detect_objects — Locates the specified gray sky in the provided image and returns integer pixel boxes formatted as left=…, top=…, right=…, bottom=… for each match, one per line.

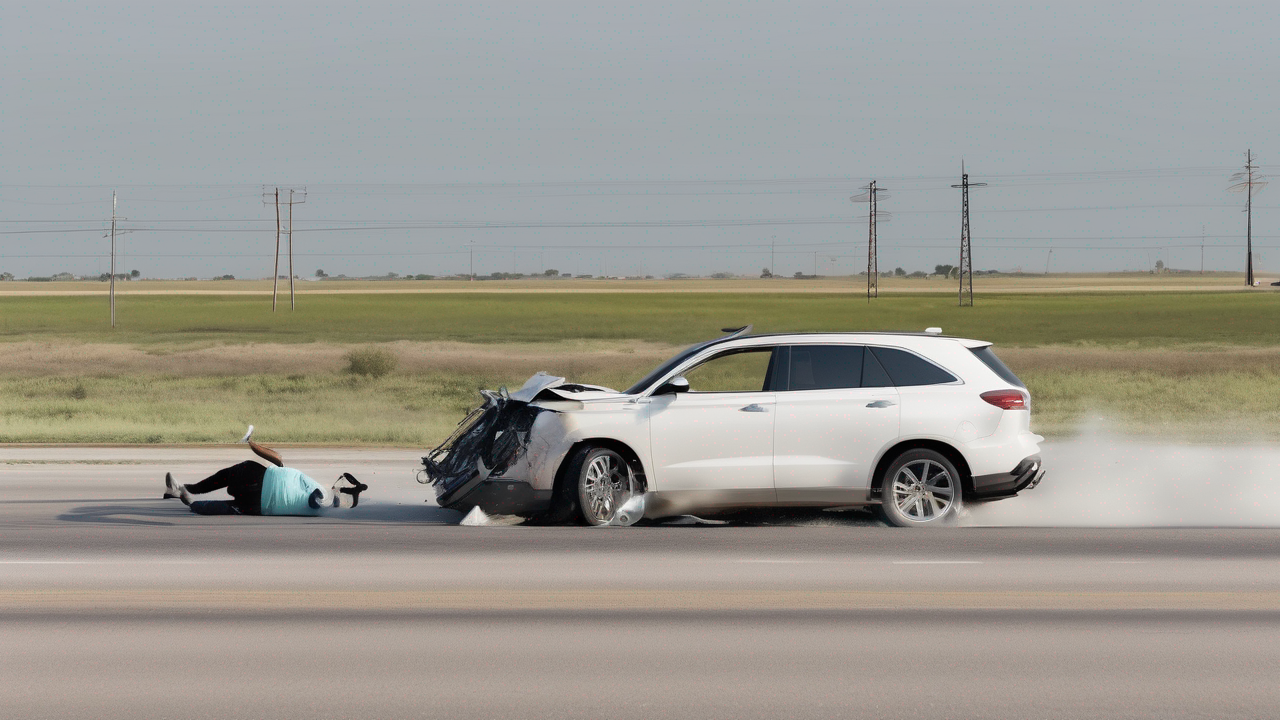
left=2, top=1, right=1277, bottom=278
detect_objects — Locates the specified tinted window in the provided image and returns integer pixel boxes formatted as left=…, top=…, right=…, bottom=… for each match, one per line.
left=869, top=347, right=958, bottom=386
left=682, top=348, right=776, bottom=393
left=970, top=346, right=1025, bottom=388
left=789, top=345, right=864, bottom=391
left=860, top=347, right=893, bottom=387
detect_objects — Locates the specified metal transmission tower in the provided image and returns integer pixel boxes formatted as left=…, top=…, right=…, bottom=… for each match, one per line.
left=262, top=187, right=306, bottom=310
left=951, top=162, right=986, bottom=306
left=850, top=182, right=890, bottom=300
left=1228, top=150, right=1267, bottom=287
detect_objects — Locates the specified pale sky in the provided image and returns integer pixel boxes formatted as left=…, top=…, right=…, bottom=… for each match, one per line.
left=2, top=1, right=1277, bottom=278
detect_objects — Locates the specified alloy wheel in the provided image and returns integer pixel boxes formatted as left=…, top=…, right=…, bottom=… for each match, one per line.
left=890, top=459, right=955, bottom=522
left=579, top=451, right=630, bottom=525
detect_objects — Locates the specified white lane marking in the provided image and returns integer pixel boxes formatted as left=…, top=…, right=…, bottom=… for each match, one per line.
left=738, top=559, right=835, bottom=564
left=892, top=560, right=983, bottom=565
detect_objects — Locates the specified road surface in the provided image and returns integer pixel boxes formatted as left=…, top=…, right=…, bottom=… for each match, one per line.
left=2, top=446, right=1279, bottom=719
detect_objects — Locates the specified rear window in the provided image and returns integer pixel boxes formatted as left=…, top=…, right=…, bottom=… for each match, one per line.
left=970, top=346, right=1025, bottom=388
left=789, top=345, right=863, bottom=390
left=869, top=347, right=958, bottom=386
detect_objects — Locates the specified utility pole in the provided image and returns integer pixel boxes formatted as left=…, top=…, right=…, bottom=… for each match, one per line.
left=1201, top=225, right=1205, bottom=275
left=263, top=187, right=305, bottom=310
left=951, top=161, right=987, bottom=307
left=1045, top=248, right=1053, bottom=275
left=265, top=188, right=281, bottom=311
left=469, top=241, right=475, bottom=281
left=1229, top=150, right=1267, bottom=286
left=109, top=192, right=117, bottom=328
left=771, top=235, right=776, bottom=278
left=851, top=182, right=888, bottom=300
left=287, top=189, right=300, bottom=310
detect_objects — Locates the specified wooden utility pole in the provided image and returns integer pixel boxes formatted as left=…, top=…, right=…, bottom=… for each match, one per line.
left=271, top=188, right=281, bottom=311
left=263, top=186, right=305, bottom=310
left=288, top=189, right=296, bottom=310
left=110, top=192, right=117, bottom=328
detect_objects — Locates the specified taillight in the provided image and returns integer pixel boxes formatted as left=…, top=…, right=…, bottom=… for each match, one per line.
left=981, top=389, right=1028, bottom=410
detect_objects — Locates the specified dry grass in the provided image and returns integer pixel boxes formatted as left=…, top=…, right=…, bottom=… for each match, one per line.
left=2, top=340, right=1279, bottom=444
left=0, top=340, right=673, bottom=378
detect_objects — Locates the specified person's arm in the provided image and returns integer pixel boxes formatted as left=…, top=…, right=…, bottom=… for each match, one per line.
left=307, top=486, right=334, bottom=510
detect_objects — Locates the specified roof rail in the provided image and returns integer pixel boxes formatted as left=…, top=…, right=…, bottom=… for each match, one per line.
left=719, top=325, right=753, bottom=338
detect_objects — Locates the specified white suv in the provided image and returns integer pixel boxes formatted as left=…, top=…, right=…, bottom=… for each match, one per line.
left=422, top=326, right=1045, bottom=527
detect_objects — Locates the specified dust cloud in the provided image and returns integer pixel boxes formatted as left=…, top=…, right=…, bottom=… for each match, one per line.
left=962, top=428, right=1280, bottom=527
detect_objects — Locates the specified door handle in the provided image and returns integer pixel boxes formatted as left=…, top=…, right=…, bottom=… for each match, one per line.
left=739, top=403, right=769, bottom=413
left=865, top=400, right=896, bottom=408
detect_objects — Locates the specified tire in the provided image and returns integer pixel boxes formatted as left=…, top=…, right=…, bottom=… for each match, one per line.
left=550, top=445, right=633, bottom=526
left=878, top=448, right=961, bottom=527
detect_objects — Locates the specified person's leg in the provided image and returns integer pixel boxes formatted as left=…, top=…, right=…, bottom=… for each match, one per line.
left=226, top=475, right=264, bottom=515
left=188, top=500, right=241, bottom=515
left=185, top=461, right=267, bottom=495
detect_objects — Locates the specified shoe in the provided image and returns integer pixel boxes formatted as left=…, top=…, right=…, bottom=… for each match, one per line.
left=164, top=473, right=193, bottom=505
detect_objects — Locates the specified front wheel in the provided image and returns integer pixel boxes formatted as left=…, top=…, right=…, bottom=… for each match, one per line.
left=878, top=449, right=961, bottom=527
left=550, top=445, right=635, bottom=526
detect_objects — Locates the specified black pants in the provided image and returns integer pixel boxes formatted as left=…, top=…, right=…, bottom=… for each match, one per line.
left=186, top=460, right=266, bottom=515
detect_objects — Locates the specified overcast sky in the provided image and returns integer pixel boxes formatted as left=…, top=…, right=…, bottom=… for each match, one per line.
left=2, top=1, right=1277, bottom=278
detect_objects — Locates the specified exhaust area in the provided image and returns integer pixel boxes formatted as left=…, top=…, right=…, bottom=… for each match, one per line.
left=963, top=431, right=1280, bottom=527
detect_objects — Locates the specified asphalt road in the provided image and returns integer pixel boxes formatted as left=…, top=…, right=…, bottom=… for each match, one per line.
left=3, top=446, right=1280, bottom=719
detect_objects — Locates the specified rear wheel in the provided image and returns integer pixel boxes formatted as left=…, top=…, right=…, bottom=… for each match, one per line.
left=878, top=449, right=960, bottom=527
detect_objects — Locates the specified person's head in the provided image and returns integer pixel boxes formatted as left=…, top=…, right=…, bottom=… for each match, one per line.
left=331, top=473, right=368, bottom=508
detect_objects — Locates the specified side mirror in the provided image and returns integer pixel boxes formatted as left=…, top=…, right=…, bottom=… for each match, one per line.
left=653, top=375, right=690, bottom=396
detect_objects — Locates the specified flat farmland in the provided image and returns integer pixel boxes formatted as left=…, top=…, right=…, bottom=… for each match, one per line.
left=1, top=284, right=1277, bottom=445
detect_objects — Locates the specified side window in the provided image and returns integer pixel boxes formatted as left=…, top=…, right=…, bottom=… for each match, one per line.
left=788, top=345, right=864, bottom=391
left=861, top=347, right=893, bottom=388
left=681, top=348, right=777, bottom=393
left=869, top=347, right=958, bottom=387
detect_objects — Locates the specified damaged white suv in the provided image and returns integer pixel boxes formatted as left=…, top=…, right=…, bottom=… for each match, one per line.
left=421, top=326, right=1045, bottom=527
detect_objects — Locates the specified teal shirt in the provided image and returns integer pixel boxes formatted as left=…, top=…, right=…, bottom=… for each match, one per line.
left=260, top=467, right=324, bottom=516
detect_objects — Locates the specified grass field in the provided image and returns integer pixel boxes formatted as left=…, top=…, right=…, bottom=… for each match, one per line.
left=4, top=290, right=1280, bottom=347
left=1, top=285, right=1277, bottom=445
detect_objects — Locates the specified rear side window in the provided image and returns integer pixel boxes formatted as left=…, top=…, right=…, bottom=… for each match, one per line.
left=970, top=346, right=1025, bottom=388
left=861, top=347, right=893, bottom=387
left=869, top=347, right=958, bottom=386
left=789, top=345, right=863, bottom=390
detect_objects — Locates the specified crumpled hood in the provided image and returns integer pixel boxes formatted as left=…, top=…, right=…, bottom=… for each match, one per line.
left=508, top=372, right=628, bottom=403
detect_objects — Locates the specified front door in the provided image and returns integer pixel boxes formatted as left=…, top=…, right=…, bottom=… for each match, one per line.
left=647, top=347, right=780, bottom=503
left=773, top=345, right=900, bottom=503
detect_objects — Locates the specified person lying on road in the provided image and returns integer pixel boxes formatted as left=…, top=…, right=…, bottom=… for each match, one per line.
left=162, top=429, right=368, bottom=516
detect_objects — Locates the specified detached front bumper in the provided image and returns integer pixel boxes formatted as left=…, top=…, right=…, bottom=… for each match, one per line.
left=438, top=477, right=553, bottom=516
left=969, top=454, right=1045, bottom=501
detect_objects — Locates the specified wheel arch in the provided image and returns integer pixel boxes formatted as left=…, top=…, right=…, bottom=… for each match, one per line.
left=870, top=438, right=973, bottom=499
left=551, top=437, right=649, bottom=497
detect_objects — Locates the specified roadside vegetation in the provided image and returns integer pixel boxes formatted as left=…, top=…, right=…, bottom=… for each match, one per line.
left=1, top=289, right=1277, bottom=444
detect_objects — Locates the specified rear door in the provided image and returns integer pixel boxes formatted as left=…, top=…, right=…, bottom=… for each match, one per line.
left=773, top=344, right=900, bottom=503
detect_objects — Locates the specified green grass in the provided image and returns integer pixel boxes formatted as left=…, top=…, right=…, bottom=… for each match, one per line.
left=3, top=291, right=1279, bottom=347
